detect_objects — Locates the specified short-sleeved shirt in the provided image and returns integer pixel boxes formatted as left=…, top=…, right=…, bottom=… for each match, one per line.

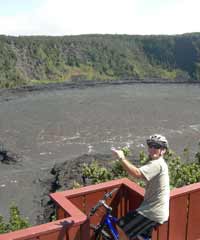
left=137, top=157, right=170, bottom=224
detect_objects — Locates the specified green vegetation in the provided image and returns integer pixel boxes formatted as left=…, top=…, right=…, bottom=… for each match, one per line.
left=81, top=147, right=129, bottom=185
left=0, top=33, right=200, bottom=88
left=80, top=145, right=200, bottom=189
left=0, top=204, right=29, bottom=233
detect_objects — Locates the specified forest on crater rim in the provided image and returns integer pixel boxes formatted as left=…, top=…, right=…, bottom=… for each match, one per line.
left=0, top=33, right=200, bottom=88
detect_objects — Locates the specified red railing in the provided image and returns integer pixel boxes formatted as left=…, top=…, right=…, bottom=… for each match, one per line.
left=168, top=182, right=200, bottom=240
left=0, top=178, right=200, bottom=240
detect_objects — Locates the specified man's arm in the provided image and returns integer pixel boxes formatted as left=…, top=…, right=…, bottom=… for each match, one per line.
left=111, top=149, right=144, bottom=179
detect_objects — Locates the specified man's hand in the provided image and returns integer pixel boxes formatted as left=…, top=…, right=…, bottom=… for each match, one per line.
left=111, top=148, right=125, bottom=161
left=111, top=147, right=144, bottom=179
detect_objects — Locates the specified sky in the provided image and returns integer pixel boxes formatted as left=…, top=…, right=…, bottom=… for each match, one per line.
left=0, top=0, right=199, bottom=36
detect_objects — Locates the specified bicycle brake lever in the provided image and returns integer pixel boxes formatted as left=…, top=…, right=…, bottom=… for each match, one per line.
left=104, top=188, right=118, bottom=200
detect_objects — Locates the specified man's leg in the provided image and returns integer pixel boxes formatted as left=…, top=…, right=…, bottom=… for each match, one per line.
left=117, top=211, right=157, bottom=239
left=116, top=224, right=129, bottom=240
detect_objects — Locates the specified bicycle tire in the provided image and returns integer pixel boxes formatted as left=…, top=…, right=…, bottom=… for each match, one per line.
left=96, top=229, right=113, bottom=240
left=91, top=224, right=113, bottom=240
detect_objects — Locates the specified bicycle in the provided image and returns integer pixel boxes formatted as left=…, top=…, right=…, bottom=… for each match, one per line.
left=89, top=188, right=151, bottom=240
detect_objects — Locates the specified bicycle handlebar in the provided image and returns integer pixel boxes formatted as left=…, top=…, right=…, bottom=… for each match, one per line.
left=89, top=188, right=118, bottom=216
left=103, top=187, right=118, bottom=200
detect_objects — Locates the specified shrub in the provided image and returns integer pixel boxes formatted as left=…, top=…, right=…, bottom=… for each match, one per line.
left=81, top=146, right=200, bottom=189
left=0, top=204, right=29, bottom=233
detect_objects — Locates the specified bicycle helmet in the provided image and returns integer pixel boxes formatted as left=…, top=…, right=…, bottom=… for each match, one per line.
left=146, top=134, right=169, bottom=149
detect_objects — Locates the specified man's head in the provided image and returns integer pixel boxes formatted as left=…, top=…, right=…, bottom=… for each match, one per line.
left=146, top=134, right=169, bottom=160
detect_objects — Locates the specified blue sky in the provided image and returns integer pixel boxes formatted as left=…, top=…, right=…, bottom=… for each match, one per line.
left=0, top=0, right=42, bottom=15
left=0, top=0, right=199, bottom=36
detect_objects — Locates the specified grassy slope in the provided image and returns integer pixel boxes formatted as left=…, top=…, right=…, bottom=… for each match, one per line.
left=0, top=33, right=200, bottom=88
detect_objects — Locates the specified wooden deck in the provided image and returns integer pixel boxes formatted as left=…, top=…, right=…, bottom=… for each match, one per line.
left=0, top=178, right=200, bottom=240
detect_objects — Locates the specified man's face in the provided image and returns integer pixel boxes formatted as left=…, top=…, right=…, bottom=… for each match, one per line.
left=147, top=144, right=166, bottom=160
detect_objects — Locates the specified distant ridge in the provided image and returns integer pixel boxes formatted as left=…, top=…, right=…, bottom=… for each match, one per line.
left=0, top=33, right=200, bottom=88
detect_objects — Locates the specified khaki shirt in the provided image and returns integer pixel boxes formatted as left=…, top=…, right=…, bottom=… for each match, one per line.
left=137, top=157, right=170, bottom=224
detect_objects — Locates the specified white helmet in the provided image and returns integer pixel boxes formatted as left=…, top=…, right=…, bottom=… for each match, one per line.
left=146, top=134, right=169, bottom=149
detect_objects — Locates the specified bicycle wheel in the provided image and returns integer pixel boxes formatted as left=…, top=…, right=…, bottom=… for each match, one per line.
left=96, top=228, right=113, bottom=240
left=91, top=224, right=113, bottom=240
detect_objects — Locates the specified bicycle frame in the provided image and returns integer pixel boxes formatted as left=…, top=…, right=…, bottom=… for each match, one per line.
left=102, top=212, right=119, bottom=240
left=89, top=188, right=150, bottom=240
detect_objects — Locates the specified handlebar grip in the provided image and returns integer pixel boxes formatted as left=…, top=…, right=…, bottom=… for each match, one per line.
left=90, top=201, right=103, bottom=216
left=104, top=188, right=118, bottom=200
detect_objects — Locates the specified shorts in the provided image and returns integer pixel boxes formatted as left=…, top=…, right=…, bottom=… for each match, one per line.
left=117, top=211, right=158, bottom=239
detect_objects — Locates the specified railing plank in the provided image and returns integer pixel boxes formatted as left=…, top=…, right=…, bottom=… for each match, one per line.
left=0, top=218, right=74, bottom=240
left=151, top=228, right=158, bottom=240
left=85, top=189, right=106, bottom=227
left=123, top=186, right=130, bottom=215
left=85, top=190, right=106, bottom=216
left=80, top=219, right=90, bottom=240
left=66, top=225, right=80, bottom=240
left=168, top=194, right=188, bottom=240
left=56, top=206, right=67, bottom=219
left=70, top=196, right=85, bottom=214
left=187, top=190, right=200, bottom=240
left=125, top=188, right=143, bottom=211
left=108, top=187, right=122, bottom=218
left=157, top=221, right=168, bottom=240
left=39, top=230, right=66, bottom=240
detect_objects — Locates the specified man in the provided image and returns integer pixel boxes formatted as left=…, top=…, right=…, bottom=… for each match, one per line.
left=112, top=134, right=170, bottom=240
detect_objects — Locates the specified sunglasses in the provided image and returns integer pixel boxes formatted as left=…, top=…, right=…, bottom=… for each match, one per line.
left=147, top=143, right=162, bottom=149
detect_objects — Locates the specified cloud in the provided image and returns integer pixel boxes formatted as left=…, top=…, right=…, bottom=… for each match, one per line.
left=34, top=0, right=138, bottom=35
left=130, top=0, right=200, bottom=35
left=0, top=0, right=199, bottom=36
left=0, top=0, right=139, bottom=36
